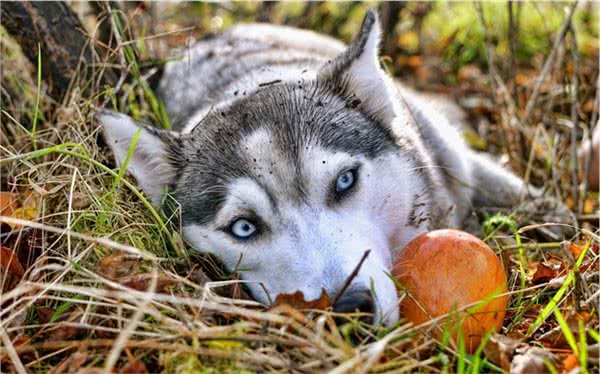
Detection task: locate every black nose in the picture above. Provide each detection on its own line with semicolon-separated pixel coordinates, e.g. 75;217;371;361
333;289;375;316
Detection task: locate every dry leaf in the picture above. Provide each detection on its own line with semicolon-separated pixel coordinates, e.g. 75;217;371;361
12;191;42;227
457;64;482;82
562;353;579;371
271;289;330;310
568;242;587;259
483;334;524;371
510;346;556;374
118;273;178;292
36;306;56;324
46;312;85;341
120;359;149;374
0;246;25;276
0;192;18;217
98;252;141;279
48;323;85;341
531;260;564;285
48;350;89;374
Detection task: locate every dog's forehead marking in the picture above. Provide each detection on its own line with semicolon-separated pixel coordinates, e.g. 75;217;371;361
242;127;301;205
239;127;357;210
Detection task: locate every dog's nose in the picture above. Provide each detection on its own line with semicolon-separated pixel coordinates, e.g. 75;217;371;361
333;289;374;316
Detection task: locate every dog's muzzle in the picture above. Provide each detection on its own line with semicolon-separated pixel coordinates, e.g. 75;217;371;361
333;288;375;322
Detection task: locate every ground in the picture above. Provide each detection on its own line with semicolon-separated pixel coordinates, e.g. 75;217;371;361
0;2;598;373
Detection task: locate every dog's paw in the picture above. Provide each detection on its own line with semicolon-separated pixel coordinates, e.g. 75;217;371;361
512;197;577;240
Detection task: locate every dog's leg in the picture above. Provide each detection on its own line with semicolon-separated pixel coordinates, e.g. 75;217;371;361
468;152;576;239
468;152;537;209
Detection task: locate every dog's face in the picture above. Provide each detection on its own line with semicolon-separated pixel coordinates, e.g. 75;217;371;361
99;11;433;324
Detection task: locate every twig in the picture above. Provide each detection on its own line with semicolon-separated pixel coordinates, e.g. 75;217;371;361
568;22;581;210
0;326;27;374
330;250;371;307
477;2;524;167
579;76;599;212
0;216;159;261
9;339;290;368
475;2;498;106
104;271;157;372
508;1;519;100
521;1;579;126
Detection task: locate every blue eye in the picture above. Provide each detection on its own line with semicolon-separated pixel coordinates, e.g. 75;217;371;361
230;218;257;239
336;170;355;193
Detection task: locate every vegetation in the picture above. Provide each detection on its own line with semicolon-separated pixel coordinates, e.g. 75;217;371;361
1;1;598;373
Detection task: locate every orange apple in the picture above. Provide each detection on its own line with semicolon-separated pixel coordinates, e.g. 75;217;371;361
392;229;508;353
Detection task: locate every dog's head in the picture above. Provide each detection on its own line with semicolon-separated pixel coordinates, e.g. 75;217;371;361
99;11;434;325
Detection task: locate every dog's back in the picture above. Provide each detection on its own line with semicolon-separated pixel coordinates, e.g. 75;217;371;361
159;24;345;131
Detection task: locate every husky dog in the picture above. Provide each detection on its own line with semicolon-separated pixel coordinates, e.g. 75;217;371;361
98;11;541;324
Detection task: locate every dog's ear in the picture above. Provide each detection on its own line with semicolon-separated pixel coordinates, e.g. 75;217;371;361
318;10;399;123
97;110;180;204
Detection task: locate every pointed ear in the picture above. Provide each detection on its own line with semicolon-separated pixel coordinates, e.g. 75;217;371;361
318;10;399;123
97;110;180;204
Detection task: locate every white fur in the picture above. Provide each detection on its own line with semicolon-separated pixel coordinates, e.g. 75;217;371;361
182;134;427;324
98;112;175;204
319;14;402;126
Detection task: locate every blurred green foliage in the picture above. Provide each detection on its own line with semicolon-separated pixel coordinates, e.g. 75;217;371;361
423;2;598;69
164;1;597;79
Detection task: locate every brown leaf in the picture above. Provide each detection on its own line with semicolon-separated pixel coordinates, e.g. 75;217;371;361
15;228;44;271
271;289;330;310
531;262;560;285
510;346;557;374
46;312;85;341
0;192;18;217
98;252;141;279
568;242;587;259
120;359;149;374
48;350;89;374
36;306;56;324
10;191;42;228
118;273;178;293
483;334;525;371
48;323;84;341
562;353;579;371
457;64;482;82
0;246;25;276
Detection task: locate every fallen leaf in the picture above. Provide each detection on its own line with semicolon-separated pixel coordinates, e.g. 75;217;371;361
48;350;89;374
531;262;561;285
562;352;579;371
0;246;25;276
118;273;178;292
120;359;149;374
271;289;330;310
483;334;525;371
47;323;84;341
0;192;18;217
510;346;557;374
568;242;586;259
457;64;482;82
35;306;56;324
10;191;42;228
98;252;141;279
46;311;85;341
